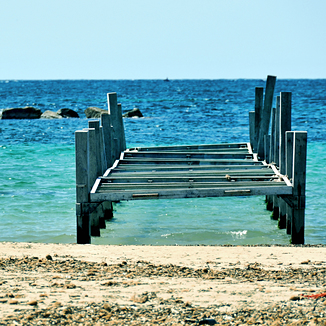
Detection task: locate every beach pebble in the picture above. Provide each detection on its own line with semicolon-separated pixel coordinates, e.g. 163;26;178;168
27;300;38;306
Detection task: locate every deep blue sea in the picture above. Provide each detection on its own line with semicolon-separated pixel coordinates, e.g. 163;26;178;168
0;79;325;245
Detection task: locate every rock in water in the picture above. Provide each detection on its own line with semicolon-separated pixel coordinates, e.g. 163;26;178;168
1;107;42;119
122;108;143;118
41;110;63;119
84;107;107;118
57;108;79;118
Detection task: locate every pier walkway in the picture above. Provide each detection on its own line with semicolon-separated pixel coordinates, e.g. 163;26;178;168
75;76;307;245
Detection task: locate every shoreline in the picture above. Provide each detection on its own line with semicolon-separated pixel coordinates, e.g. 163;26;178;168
1;242;326;324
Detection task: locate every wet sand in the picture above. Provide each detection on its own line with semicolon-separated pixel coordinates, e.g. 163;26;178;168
0;242;326;325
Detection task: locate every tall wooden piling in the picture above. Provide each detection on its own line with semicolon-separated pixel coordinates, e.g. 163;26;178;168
249;111;255;150
272;96;280;220
254;87;264;153
75;130;91;244
101;113;113;167
291;131;307;244
257;76;276;159
107;93;126;161
285;131;294;234
278;92;292;229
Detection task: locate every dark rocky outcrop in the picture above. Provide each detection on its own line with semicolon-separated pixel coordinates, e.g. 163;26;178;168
84;107;107;119
57;108;79;118
40;110;63;119
1;106;42;119
122;108;143;118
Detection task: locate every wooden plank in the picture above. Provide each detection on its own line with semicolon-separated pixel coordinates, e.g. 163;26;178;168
118;158;257;165
107;170;276;178
112;164;266;172
123;151;252;160
90;184;293;202
101;175;279;184
135;143;248;151
291;131;307;244
129;147;250;153
97;180;289;191
257;76;276;158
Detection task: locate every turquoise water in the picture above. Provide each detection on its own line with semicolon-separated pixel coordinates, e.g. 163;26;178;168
0;79;325;245
0;142;325;245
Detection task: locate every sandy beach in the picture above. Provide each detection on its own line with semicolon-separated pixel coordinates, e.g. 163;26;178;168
0;242;326;325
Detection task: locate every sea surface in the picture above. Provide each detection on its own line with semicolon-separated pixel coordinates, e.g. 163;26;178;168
0;79;325;245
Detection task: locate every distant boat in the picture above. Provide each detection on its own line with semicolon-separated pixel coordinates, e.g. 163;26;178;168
164;78;169;82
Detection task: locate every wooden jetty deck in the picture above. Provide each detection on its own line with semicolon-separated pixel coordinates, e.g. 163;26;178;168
75;76;307;245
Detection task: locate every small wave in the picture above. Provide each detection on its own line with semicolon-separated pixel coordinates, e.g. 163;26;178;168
229;230;248;239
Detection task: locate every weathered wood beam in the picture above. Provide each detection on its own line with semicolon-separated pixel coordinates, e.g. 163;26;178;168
257;76;276;158
75;130;91;244
272;96;281;220
291;131;307;244
285;131;294;234
254;87;264;152
91;184;292;202
278;92;292;229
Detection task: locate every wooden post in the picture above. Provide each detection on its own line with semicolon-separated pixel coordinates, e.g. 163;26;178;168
272;96;280;220
249;111;256;151
273;96;281;166
86;128;98;190
75;130;91;244
285;131;294;234
108;92;124;160
257;76;276;158
100;113;114;219
291;131;307;244
118;103;126;151
88;120;103;177
101;113;113;168
278;92;292;229
99;126;107;174
264;134;273;211
254;87;264;153
266;107;276;212
264;135;270;163
269;107;276;164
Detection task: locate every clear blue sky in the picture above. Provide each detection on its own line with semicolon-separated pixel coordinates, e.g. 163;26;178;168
1;0;325;79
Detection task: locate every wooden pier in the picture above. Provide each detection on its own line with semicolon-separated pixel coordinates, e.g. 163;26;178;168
75;76;307;245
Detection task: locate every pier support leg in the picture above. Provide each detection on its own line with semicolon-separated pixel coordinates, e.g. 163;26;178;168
291;131;307;244
76;204;91;244
91;211;100;237
75;130;91;244
257;76;276;159
103;201;114;219
278;92;292;229
286;131;294;234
